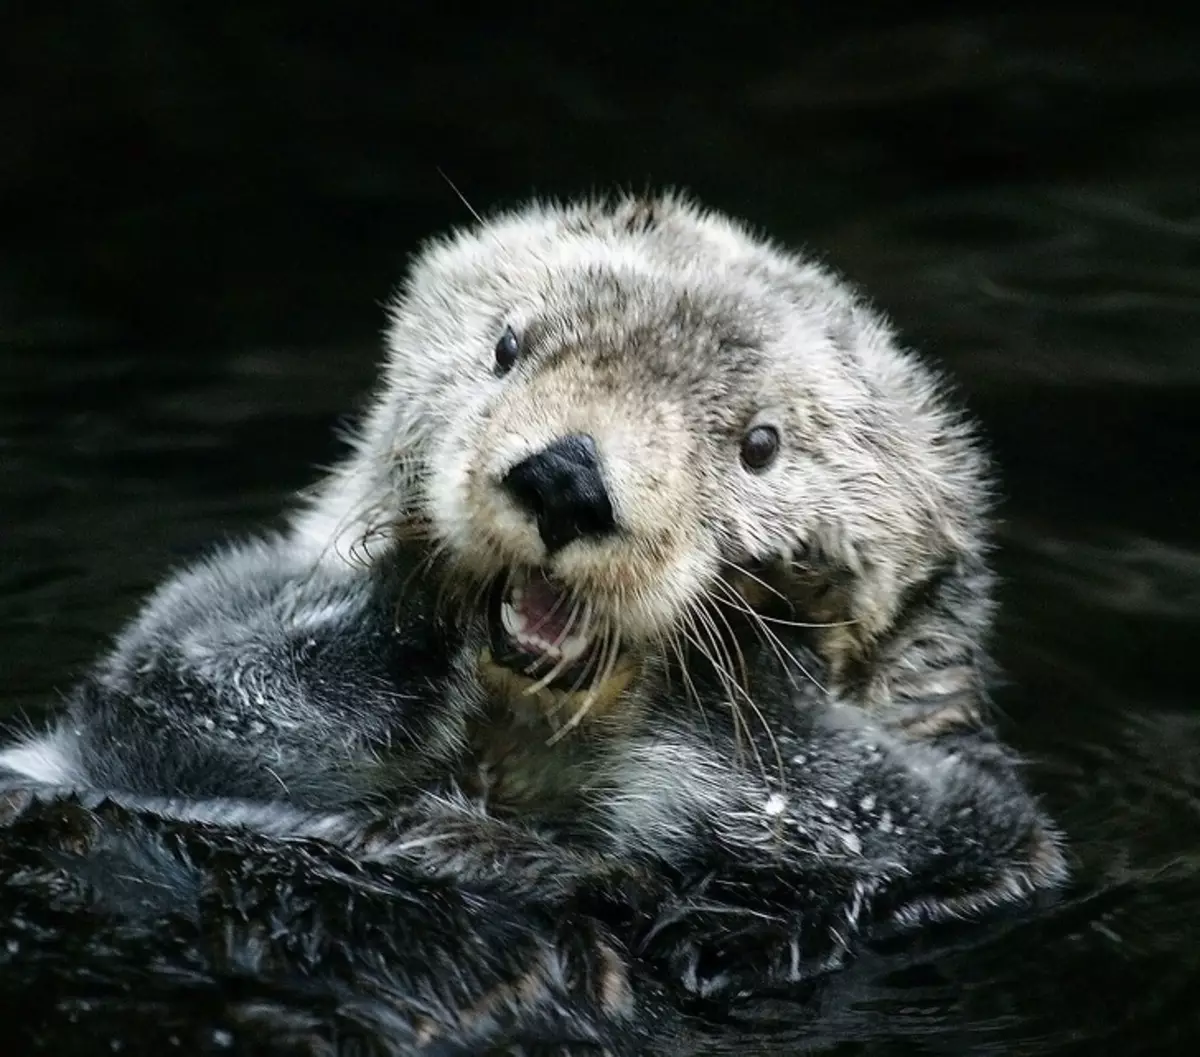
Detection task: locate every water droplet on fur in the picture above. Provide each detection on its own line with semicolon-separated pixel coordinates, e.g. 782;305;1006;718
764;793;788;816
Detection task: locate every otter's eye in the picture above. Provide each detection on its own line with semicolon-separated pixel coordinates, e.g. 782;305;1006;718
494;325;521;375
740;425;780;472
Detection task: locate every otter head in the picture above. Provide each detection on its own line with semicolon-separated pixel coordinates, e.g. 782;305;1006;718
301;194;993;725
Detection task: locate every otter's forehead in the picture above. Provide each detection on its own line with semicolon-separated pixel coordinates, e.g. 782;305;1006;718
513;268;776;393
406;197;844;399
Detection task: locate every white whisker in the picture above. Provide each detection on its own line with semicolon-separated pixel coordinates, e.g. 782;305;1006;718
547;613;622;745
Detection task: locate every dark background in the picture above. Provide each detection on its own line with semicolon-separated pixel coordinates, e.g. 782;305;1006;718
2;3;1198;1053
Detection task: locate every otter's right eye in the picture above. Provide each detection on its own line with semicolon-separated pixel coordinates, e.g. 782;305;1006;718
740;425;780;472
494;325;521;375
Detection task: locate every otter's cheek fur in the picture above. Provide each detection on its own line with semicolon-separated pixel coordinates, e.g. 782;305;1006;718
0;191;1067;1049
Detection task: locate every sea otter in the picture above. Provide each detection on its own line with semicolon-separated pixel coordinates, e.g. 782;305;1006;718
0;193;1067;1054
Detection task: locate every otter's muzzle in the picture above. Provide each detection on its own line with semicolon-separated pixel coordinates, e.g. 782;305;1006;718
501;434;616;554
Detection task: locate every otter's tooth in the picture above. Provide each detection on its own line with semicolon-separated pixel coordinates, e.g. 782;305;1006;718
559;633;588;662
501;602;521;637
524;634;561;658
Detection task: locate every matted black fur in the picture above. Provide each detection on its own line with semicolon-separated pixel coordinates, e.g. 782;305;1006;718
0;793;657;1056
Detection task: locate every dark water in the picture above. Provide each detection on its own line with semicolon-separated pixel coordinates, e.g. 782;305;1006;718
3;4;1198;1053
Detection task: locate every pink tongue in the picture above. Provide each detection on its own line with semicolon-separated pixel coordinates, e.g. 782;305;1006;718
517;575;573;642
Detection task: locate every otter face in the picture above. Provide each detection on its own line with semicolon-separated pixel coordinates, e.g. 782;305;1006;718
352;195;988;712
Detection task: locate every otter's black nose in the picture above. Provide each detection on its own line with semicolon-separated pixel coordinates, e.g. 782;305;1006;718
501;434;616;554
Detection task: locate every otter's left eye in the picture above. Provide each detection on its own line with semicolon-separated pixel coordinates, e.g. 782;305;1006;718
740;425;780;471
494;325;521;375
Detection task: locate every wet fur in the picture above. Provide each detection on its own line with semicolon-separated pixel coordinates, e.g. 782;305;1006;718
0;193;1067;1054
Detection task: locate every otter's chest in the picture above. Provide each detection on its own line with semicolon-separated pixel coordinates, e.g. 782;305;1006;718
457;707;603;819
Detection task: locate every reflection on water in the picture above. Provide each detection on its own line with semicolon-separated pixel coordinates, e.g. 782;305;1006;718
1;5;1197;1054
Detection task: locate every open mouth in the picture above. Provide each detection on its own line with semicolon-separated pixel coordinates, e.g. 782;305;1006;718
486;569;604;691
